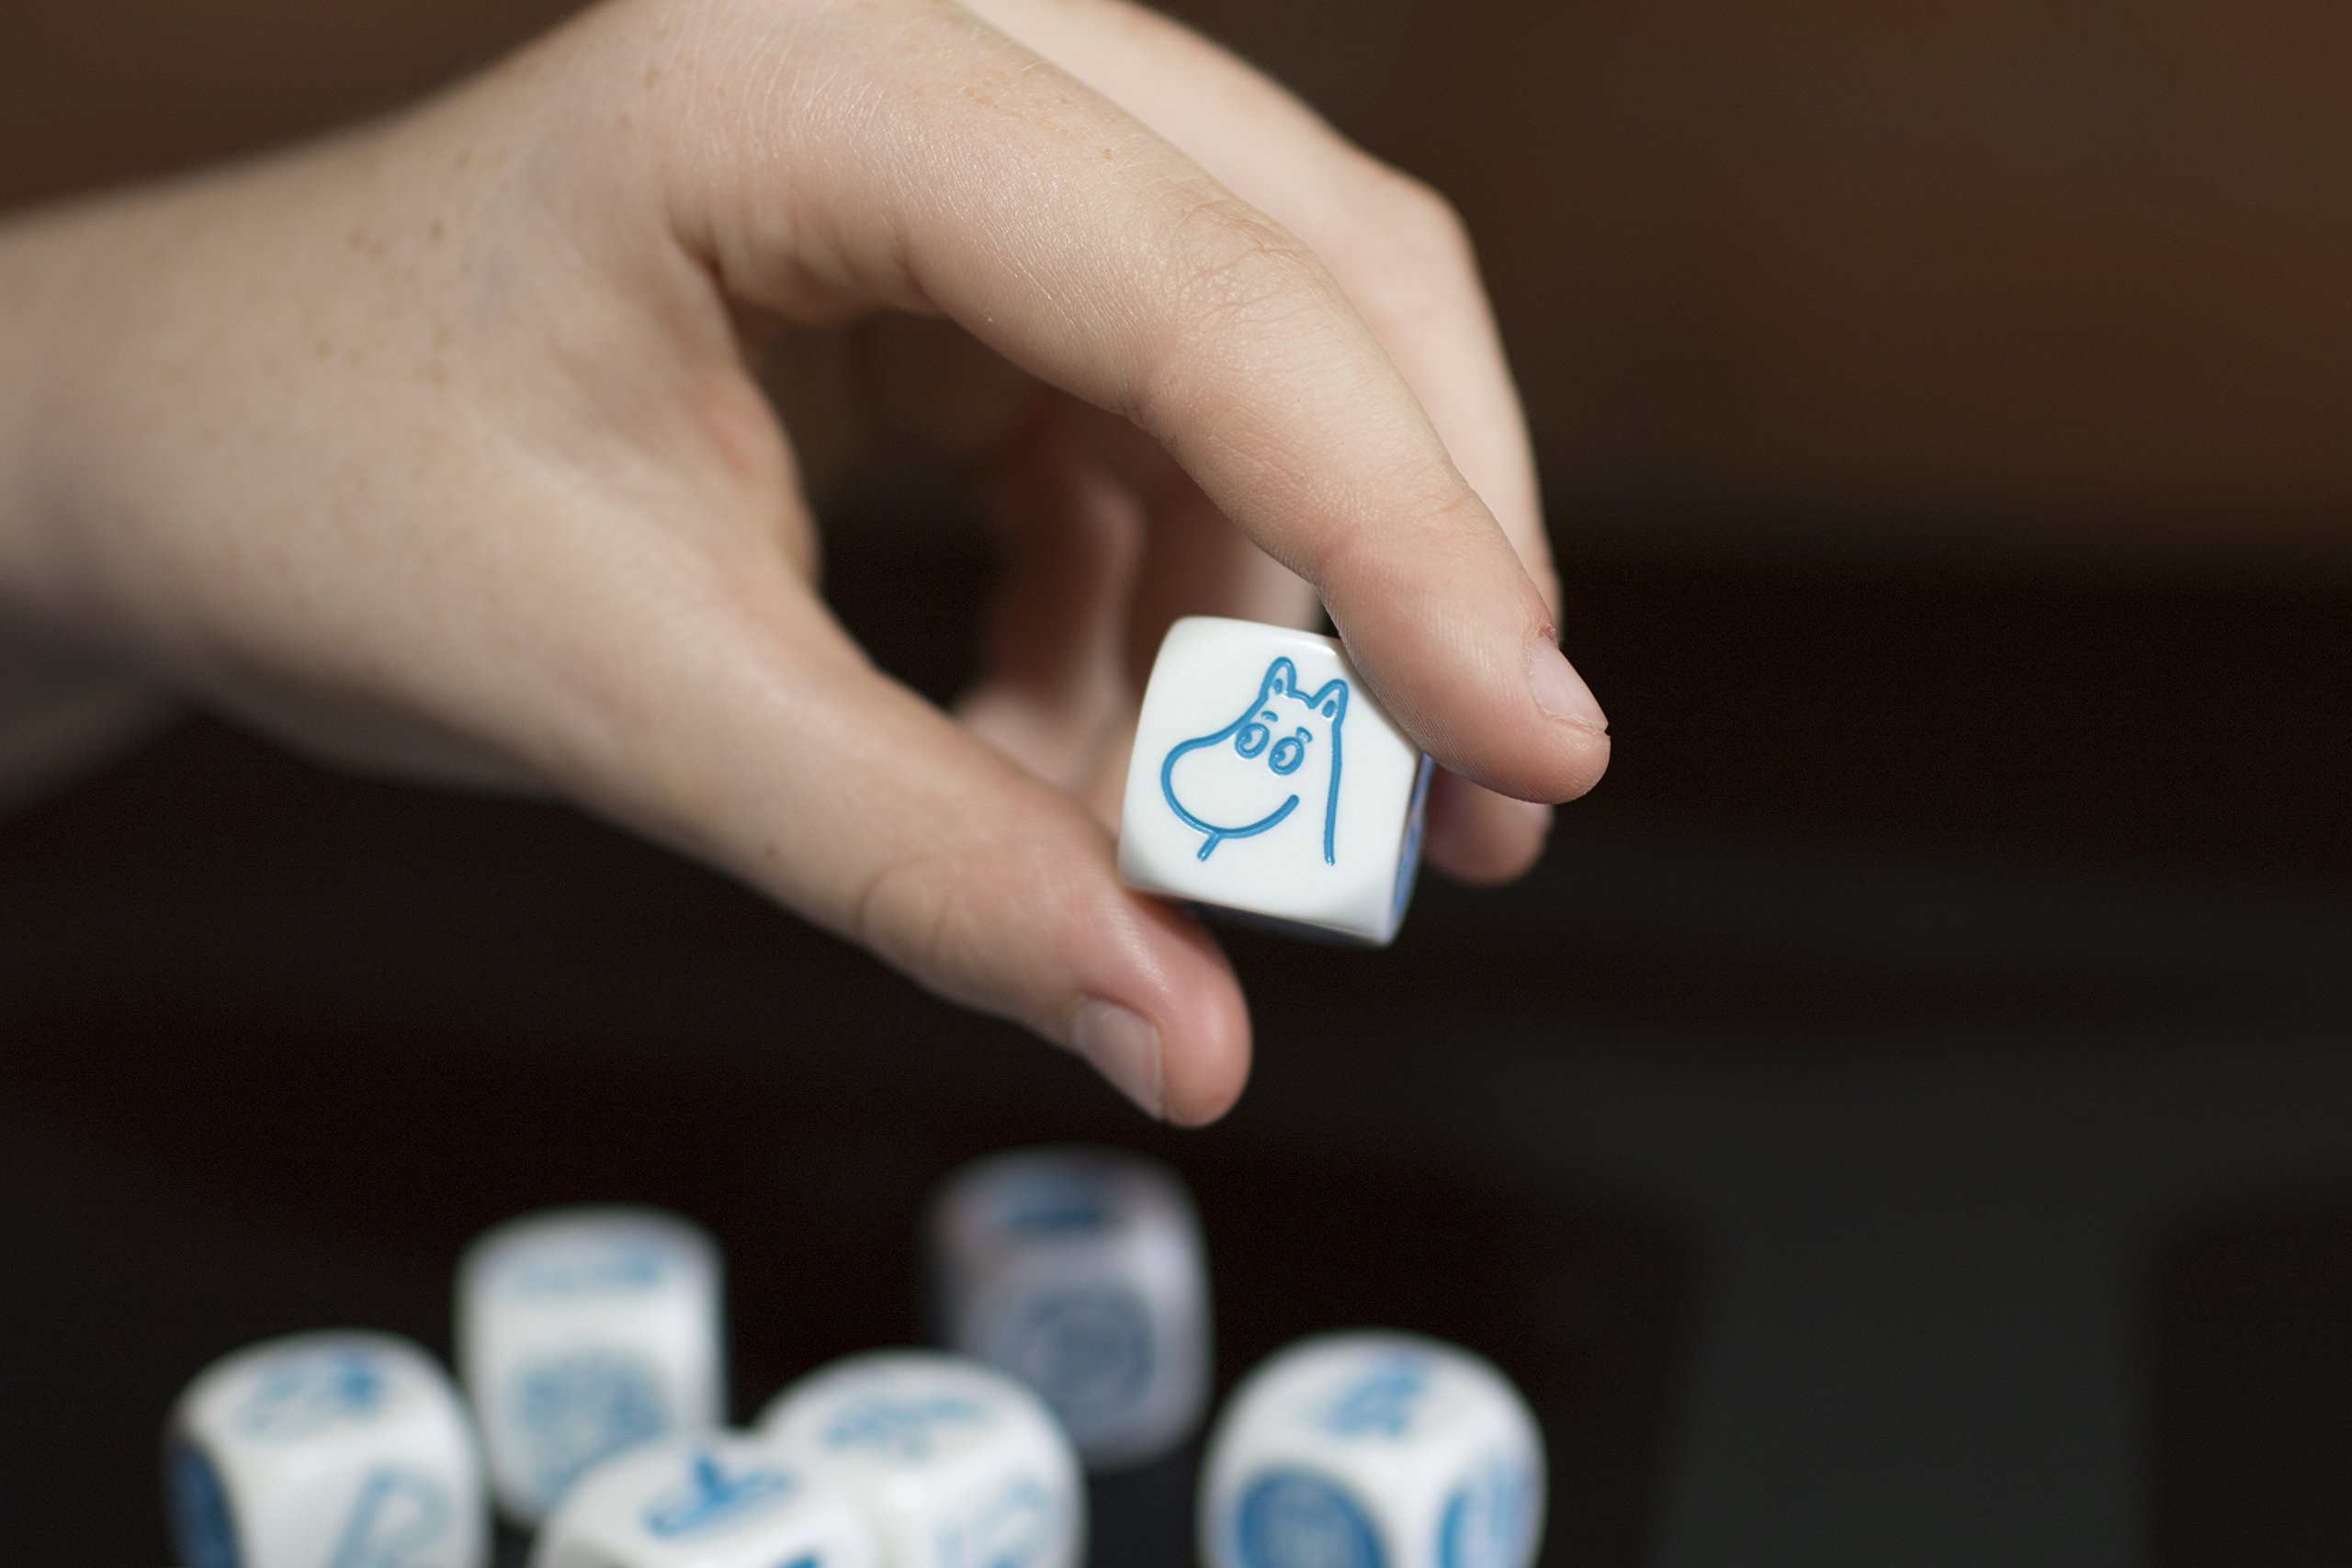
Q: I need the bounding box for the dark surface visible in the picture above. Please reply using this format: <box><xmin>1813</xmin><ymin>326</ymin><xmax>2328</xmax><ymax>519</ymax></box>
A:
<box><xmin>2155</xmin><ymin>1206</ymin><xmax>2352</xmax><ymax>1567</ymax></box>
<box><xmin>3</xmin><ymin>542</ymin><xmax>2350</xmax><ymax>1563</ymax></box>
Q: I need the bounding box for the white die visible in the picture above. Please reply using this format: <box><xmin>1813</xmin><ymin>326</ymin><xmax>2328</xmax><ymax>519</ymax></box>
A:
<box><xmin>529</xmin><ymin>1432</ymin><xmax>879</xmax><ymax>1568</ymax></box>
<box><xmin>457</xmin><ymin>1206</ymin><xmax>726</xmax><ymax>1523</ymax></box>
<box><xmin>1199</xmin><ymin>1333</ymin><xmax>1544</xmax><ymax>1568</ymax></box>
<box><xmin>925</xmin><ymin>1147</ymin><xmax>1210</xmax><ymax>1471</ymax></box>
<box><xmin>166</xmin><ymin>1331</ymin><xmax>489</xmax><ymax>1568</ymax></box>
<box><xmin>1118</xmin><ymin>616</ymin><xmax>1432</xmax><ymax>945</ymax></box>
<box><xmin>755</xmin><ymin>1351</ymin><xmax>1085</xmax><ymax>1568</ymax></box>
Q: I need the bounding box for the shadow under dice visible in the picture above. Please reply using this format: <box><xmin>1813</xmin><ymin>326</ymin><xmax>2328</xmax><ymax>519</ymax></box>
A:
<box><xmin>1199</xmin><ymin>1333</ymin><xmax>1544</xmax><ymax>1568</ymax></box>
<box><xmin>1120</xmin><ymin>618</ymin><xmax>1430</xmax><ymax>945</ymax></box>
<box><xmin>167</xmin><ymin>1332</ymin><xmax>489</xmax><ymax>1568</ymax></box>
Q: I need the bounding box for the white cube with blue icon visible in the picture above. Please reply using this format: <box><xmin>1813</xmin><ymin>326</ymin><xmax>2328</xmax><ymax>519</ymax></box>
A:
<box><xmin>756</xmin><ymin>1350</ymin><xmax>1085</xmax><ymax>1568</ymax></box>
<box><xmin>165</xmin><ymin>1331</ymin><xmax>489</xmax><ymax>1568</ymax></box>
<box><xmin>1119</xmin><ymin>616</ymin><xmax>1431</xmax><ymax>944</ymax></box>
<box><xmin>925</xmin><ymin>1147</ymin><xmax>1211</xmax><ymax>1471</ymax></box>
<box><xmin>529</xmin><ymin>1432</ymin><xmax>878</xmax><ymax>1568</ymax></box>
<box><xmin>458</xmin><ymin>1206</ymin><xmax>726</xmax><ymax>1524</ymax></box>
<box><xmin>1199</xmin><ymin>1332</ymin><xmax>1545</xmax><ymax>1568</ymax></box>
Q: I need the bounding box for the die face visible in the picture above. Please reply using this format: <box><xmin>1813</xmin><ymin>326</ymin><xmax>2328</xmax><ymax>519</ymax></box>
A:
<box><xmin>959</xmin><ymin>1262</ymin><xmax>1199</xmax><ymax>1468</ymax></box>
<box><xmin>1200</xmin><ymin>1335</ymin><xmax>1544</xmax><ymax>1568</ymax></box>
<box><xmin>1120</xmin><ymin>618</ymin><xmax>1427</xmax><ymax>944</ymax></box>
<box><xmin>757</xmin><ymin>1352</ymin><xmax>1084</xmax><ymax>1568</ymax></box>
<box><xmin>458</xmin><ymin>1207</ymin><xmax>725</xmax><ymax>1522</ymax></box>
<box><xmin>531</xmin><ymin>1434</ymin><xmax>876</xmax><ymax>1568</ymax></box>
<box><xmin>1222</xmin><ymin>1468</ymin><xmax>1387</xmax><ymax>1568</ymax></box>
<box><xmin>170</xmin><ymin>1332</ymin><xmax>488</xmax><ymax>1568</ymax></box>
<box><xmin>929</xmin><ymin>1150</ymin><xmax>1210</xmax><ymax>1470</ymax></box>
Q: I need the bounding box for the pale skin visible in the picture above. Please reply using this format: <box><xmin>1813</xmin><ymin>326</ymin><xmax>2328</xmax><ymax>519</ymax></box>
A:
<box><xmin>0</xmin><ymin>0</ymin><xmax>1610</xmax><ymax>1122</ymax></box>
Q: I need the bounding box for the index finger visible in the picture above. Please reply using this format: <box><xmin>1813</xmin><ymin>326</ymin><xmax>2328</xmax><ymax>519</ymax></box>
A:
<box><xmin>650</xmin><ymin>0</ymin><xmax>1610</xmax><ymax>804</ymax></box>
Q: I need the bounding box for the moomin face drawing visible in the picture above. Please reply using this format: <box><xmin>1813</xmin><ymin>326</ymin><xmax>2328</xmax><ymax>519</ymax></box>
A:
<box><xmin>1159</xmin><ymin>657</ymin><xmax>1349</xmax><ymax>863</ymax></box>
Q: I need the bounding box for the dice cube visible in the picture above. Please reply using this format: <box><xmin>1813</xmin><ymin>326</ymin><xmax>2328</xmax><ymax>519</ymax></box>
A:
<box><xmin>1119</xmin><ymin>617</ymin><xmax>1431</xmax><ymax>945</ymax></box>
<box><xmin>1199</xmin><ymin>1333</ymin><xmax>1544</xmax><ymax>1568</ymax></box>
<box><xmin>756</xmin><ymin>1350</ymin><xmax>1085</xmax><ymax>1568</ymax></box>
<box><xmin>924</xmin><ymin>1146</ymin><xmax>1210</xmax><ymax>1471</ymax></box>
<box><xmin>166</xmin><ymin>1331</ymin><xmax>489</xmax><ymax>1568</ymax></box>
<box><xmin>530</xmin><ymin>1432</ymin><xmax>878</xmax><ymax>1568</ymax></box>
<box><xmin>458</xmin><ymin>1206</ymin><xmax>726</xmax><ymax>1523</ymax></box>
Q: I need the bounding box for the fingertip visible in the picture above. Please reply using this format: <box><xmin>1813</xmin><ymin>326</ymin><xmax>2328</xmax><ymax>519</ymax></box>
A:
<box><xmin>1061</xmin><ymin>887</ymin><xmax>1250</xmax><ymax>1125</ymax></box>
<box><xmin>1132</xmin><ymin>898</ymin><xmax>1253</xmax><ymax>1127</ymax></box>
<box><xmin>1544</xmin><ymin>723</ymin><xmax>1612</xmax><ymax>807</ymax></box>
<box><xmin>1423</xmin><ymin>771</ymin><xmax>1554</xmax><ymax>886</ymax></box>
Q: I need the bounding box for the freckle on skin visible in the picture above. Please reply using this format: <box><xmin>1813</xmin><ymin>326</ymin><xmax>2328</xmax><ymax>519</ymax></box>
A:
<box><xmin>429</xmin><ymin>219</ymin><xmax>445</xmax><ymax>245</ymax></box>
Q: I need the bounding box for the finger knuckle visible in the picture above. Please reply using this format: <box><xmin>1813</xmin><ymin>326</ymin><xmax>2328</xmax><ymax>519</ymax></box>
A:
<box><xmin>1376</xmin><ymin>162</ymin><xmax>1478</xmax><ymax>264</ymax></box>
<box><xmin>850</xmin><ymin>847</ymin><xmax>994</xmax><ymax>999</ymax></box>
<box><xmin>1165</xmin><ymin>194</ymin><xmax>1330</xmax><ymax>325</ymax></box>
<box><xmin>1129</xmin><ymin>194</ymin><xmax>1342</xmax><ymax>427</ymax></box>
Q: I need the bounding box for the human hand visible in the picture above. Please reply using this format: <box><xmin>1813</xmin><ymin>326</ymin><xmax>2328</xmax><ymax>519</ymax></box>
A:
<box><xmin>0</xmin><ymin>0</ymin><xmax>1608</xmax><ymax>1122</ymax></box>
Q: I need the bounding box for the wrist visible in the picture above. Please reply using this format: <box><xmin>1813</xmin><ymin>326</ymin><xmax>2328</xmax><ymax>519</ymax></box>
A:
<box><xmin>0</xmin><ymin>199</ymin><xmax>181</xmax><ymax>804</ymax></box>
<box><xmin>0</xmin><ymin>199</ymin><xmax>100</xmax><ymax>614</ymax></box>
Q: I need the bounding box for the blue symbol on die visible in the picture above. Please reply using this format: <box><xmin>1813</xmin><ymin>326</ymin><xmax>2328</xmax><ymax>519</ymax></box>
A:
<box><xmin>510</xmin><ymin>1350</ymin><xmax>673</xmax><ymax>1506</ymax></box>
<box><xmin>1437</xmin><ymin>1459</ymin><xmax>1535</xmax><ymax>1568</ymax></box>
<box><xmin>236</xmin><ymin>1348</ymin><xmax>387</xmax><ymax>1439</ymax></box>
<box><xmin>1232</xmin><ymin>1470</ymin><xmax>1385</xmax><ymax>1568</ymax></box>
<box><xmin>167</xmin><ymin>1443</ymin><xmax>240</xmax><ymax>1568</ymax></box>
<box><xmin>1005</xmin><ymin>1285</ymin><xmax>1154</xmax><ymax>1431</ymax></box>
<box><xmin>503</xmin><ymin>1242</ymin><xmax>668</xmax><ymax>1295</ymax></box>
<box><xmin>1161</xmin><ymin>657</ymin><xmax>1349</xmax><ymax>864</ymax></box>
<box><xmin>324</xmin><ymin>1470</ymin><xmax>452</xmax><ymax>1568</ymax></box>
<box><xmin>939</xmin><ymin>1478</ymin><xmax>1058</xmax><ymax>1568</ymax></box>
<box><xmin>999</xmin><ymin>1173</ymin><xmax>1114</xmax><ymax>1236</ymax></box>
<box><xmin>644</xmin><ymin>1451</ymin><xmax>795</xmax><ymax>1538</ymax></box>
<box><xmin>1321</xmin><ymin>1354</ymin><xmax>1432</xmax><ymax>1438</ymax></box>
<box><xmin>821</xmin><ymin>1393</ymin><xmax>992</xmax><ymax>1461</ymax></box>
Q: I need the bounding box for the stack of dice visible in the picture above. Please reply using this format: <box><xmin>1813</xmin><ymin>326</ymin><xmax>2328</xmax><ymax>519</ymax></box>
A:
<box><xmin>159</xmin><ymin>621</ymin><xmax>1541</xmax><ymax>1568</ymax></box>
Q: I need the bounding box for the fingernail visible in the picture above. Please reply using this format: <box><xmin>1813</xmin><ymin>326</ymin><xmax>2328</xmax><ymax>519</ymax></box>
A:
<box><xmin>1529</xmin><ymin>637</ymin><xmax>1610</xmax><ymax>733</ymax></box>
<box><xmin>1070</xmin><ymin>998</ymin><xmax>1165</xmax><ymax>1120</ymax></box>
<box><xmin>1512</xmin><ymin>796</ymin><xmax>1556</xmax><ymax>839</ymax></box>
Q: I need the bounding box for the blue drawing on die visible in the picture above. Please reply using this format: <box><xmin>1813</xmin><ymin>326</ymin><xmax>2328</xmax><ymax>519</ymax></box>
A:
<box><xmin>821</xmin><ymin>1393</ymin><xmax>992</xmax><ymax>1461</ymax></box>
<box><xmin>510</xmin><ymin>1349</ymin><xmax>673</xmax><ymax>1506</ymax></box>
<box><xmin>1161</xmin><ymin>657</ymin><xmax>1348</xmax><ymax>863</ymax></box>
<box><xmin>1437</xmin><ymin>1458</ymin><xmax>1536</xmax><ymax>1568</ymax></box>
<box><xmin>1005</xmin><ymin>1284</ymin><xmax>1154</xmax><ymax>1430</ymax></box>
<box><xmin>236</xmin><ymin>1347</ymin><xmax>387</xmax><ymax>1439</ymax></box>
<box><xmin>1232</xmin><ymin>1470</ymin><xmax>1385</xmax><ymax>1568</ymax></box>
<box><xmin>937</xmin><ymin>1478</ymin><xmax>1058</xmax><ymax>1568</ymax></box>
<box><xmin>644</xmin><ymin>1451</ymin><xmax>795</xmax><ymax>1538</ymax></box>
<box><xmin>168</xmin><ymin>1442</ymin><xmax>242</xmax><ymax>1568</ymax></box>
<box><xmin>1321</xmin><ymin>1354</ymin><xmax>1432</xmax><ymax>1438</ymax></box>
<box><xmin>1000</xmin><ymin>1172</ymin><xmax>1114</xmax><ymax>1236</ymax></box>
<box><xmin>503</xmin><ymin>1241</ymin><xmax>668</xmax><ymax>1296</ymax></box>
<box><xmin>324</xmin><ymin>1470</ymin><xmax>451</xmax><ymax>1568</ymax></box>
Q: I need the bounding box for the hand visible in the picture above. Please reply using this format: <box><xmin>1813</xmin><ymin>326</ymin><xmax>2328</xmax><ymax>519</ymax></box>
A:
<box><xmin>0</xmin><ymin>0</ymin><xmax>1609</xmax><ymax>1122</ymax></box>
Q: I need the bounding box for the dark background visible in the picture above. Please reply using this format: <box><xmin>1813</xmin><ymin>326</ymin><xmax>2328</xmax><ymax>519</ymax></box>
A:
<box><xmin>4</xmin><ymin>2</ymin><xmax>2351</xmax><ymax>1563</ymax></box>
